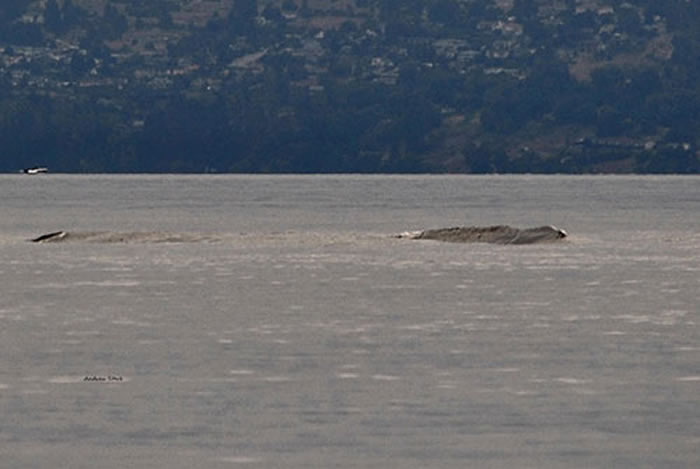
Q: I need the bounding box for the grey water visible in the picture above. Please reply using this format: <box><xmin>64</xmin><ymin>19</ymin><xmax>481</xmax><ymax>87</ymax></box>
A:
<box><xmin>0</xmin><ymin>175</ymin><xmax>698</xmax><ymax>468</ymax></box>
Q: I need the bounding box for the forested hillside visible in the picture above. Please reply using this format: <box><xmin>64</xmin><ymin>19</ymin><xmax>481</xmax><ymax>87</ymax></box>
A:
<box><xmin>1</xmin><ymin>1</ymin><xmax>699</xmax><ymax>173</ymax></box>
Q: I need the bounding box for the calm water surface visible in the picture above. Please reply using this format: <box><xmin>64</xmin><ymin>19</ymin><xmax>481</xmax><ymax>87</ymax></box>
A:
<box><xmin>1</xmin><ymin>175</ymin><xmax>698</xmax><ymax>468</ymax></box>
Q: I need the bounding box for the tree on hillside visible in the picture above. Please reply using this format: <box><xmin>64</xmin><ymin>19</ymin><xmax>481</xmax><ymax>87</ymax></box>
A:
<box><xmin>0</xmin><ymin>0</ymin><xmax>32</xmax><ymax>24</ymax></box>
<box><xmin>45</xmin><ymin>0</ymin><xmax>62</xmax><ymax>33</ymax></box>
<box><xmin>231</xmin><ymin>0</ymin><xmax>258</xmax><ymax>23</ymax></box>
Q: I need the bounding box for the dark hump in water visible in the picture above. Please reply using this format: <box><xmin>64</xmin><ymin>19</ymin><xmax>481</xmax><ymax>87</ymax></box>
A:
<box><xmin>410</xmin><ymin>225</ymin><xmax>567</xmax><ymax>245</ymax></box>
<box><xmin>31</xmin><ymin>231</ymin><xmax>68</xmax><ymax>243</ymax></box>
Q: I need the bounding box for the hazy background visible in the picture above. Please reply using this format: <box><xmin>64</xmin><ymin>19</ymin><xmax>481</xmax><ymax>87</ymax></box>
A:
<box><xmin>1</xmin><ymin>1</ymin><xmax>699</xmax><ymax>173</ymax></box>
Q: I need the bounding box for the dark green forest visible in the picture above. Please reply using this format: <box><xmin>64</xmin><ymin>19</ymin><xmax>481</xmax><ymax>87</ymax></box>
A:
<box><xmin>1</xmin><ymin>0</ymin><xmax>699</xmax><ymax>173</ymax></box>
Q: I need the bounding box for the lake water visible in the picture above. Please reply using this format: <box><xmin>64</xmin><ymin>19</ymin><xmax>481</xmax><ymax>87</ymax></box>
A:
<box><xmin>1</xmin><ymin>175</ymin><xmax>698</xmax><ymax>468</ymax></box>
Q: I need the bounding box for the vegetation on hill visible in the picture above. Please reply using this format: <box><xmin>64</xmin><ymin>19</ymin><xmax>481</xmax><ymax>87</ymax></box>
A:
<box><xmin>0</xmin><ymin>0</ymin><xmax>698</xmax><ymax>173</ymax></box>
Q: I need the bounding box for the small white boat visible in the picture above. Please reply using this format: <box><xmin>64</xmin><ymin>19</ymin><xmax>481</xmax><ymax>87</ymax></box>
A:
<box><xmin>22</xmin><ymin>167</ymin><xmax>48</xmax><ymax>174</ymax></box>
